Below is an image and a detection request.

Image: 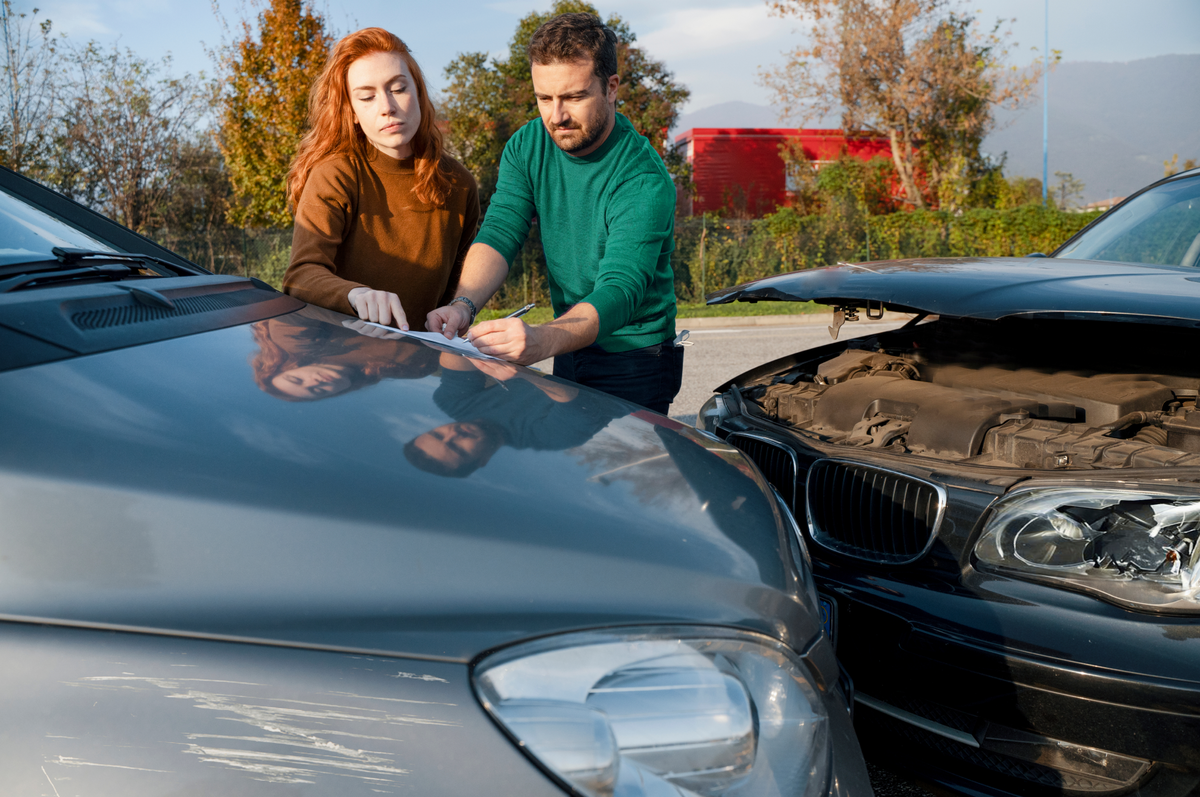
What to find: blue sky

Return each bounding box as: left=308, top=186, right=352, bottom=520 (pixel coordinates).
left=27, top=0, right=1200, bottom=113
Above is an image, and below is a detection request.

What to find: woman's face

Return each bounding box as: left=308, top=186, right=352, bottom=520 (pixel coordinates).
left=272, top=364, right=352, bottom=400
left=347, top=50, right=422, bottom=160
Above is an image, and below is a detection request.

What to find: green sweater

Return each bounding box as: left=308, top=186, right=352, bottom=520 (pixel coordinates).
left=474, top=113, right=677, bottom=352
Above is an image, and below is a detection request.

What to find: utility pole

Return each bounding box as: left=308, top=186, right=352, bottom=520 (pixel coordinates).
left=1043, top=0, right=1049, bottom=206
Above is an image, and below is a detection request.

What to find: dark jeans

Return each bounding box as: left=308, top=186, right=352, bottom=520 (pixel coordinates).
left=553, top=340, right=685, bottom=415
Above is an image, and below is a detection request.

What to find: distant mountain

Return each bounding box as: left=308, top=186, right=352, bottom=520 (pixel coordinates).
left=673, top=102, right=841, bottom=137
left=673, top=55, right=1200, bottom=203
left=673, top=101, right=788, bottom=134
left=988, top=54, right=1200, bottom=203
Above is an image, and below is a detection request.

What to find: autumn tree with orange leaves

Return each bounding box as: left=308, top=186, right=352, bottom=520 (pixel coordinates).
left=762, top=0, right=1045, bottom=211
left=216, top=0, right=331, bottom=228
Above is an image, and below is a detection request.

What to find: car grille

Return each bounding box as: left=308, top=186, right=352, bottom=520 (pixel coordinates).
left=726, top=433, right=798, bottom=509
left=805, top=460, right=945, bottom=564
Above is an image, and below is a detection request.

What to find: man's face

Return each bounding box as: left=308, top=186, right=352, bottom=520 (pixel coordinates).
left=411, top=422, right=492, bottom=471
left=531, top=59, right=619, bottom=157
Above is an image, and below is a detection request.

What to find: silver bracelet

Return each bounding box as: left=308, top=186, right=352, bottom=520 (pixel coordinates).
left=450, top=296, right=477, bottom=325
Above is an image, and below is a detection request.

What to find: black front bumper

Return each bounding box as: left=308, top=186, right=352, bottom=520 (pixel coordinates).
left=823, top=573, right=1200, bottom=797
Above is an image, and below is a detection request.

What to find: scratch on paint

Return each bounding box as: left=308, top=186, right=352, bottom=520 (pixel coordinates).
left=82, top=676, right=261, bottom=686
left=48, top=756, right=171, bottom=773
left=389, top=671, right=449, bottom=683
left=187, top=746, right=409, bottom=776
left=41, top=766, right=61, bottom=797
left=71, top=673, right=447, bottom=787
left=327, top=690, right=456, bottom=707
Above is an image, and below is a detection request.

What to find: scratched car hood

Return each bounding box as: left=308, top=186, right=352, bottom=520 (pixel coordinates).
left=0, top=306, right=811, bottom=661
left=707, top=257, right=1200, bottom=326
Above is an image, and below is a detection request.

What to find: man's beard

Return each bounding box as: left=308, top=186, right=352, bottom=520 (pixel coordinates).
left=546, top=105, right=611, bottom=154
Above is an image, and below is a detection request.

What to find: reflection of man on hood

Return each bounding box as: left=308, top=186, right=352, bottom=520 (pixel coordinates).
left=405, top=354, right=625, bottom=477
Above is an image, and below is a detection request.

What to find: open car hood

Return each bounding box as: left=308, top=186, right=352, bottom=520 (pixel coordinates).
left=707, top=257, right=1200, bottom=326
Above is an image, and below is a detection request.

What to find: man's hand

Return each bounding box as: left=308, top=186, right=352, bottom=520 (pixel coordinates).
left=469, top=358, right=522, bottom=382
left=348, top=287, right=407, bottom=330
left=426, top=302, right=472, bottom=340
left=469, top=303, right=600, bottom=366
left=467, top=319, right=546, bottom=365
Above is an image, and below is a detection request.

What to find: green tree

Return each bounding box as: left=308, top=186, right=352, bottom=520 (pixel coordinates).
left=440, top=0, right=689, bottom=211
left=0, top=1, right=57, bottom=176
left=215, top=0, right=331, bottom=228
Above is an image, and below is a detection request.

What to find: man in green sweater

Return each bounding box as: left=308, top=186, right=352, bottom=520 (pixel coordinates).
left=425, top=12, right=682, bottom=414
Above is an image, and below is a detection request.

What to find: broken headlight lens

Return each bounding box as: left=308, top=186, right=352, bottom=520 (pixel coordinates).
left=473, top=627, right=831, bottom=797
left=975, top=488, right=1200, bottom=612
left=696, top=394, right=731, bottom=434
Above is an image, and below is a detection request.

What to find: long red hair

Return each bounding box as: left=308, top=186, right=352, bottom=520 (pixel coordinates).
left=287, top=28, right=450, bottom=210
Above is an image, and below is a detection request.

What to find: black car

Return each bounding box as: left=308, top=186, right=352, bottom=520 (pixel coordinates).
left=698, top=169, right=1200, bottom=797
left=0, top=166, right=872, bottom=796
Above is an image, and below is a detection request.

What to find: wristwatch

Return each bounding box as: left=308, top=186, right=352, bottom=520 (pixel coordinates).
left=450, top=296, right=478, bottom=325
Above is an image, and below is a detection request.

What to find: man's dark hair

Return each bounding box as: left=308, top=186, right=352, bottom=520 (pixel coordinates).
left=528, top=13, right=619, bottom=83
left=403, top=419, right=505, bottom=479
left=403, top=438, right=477, bottom=479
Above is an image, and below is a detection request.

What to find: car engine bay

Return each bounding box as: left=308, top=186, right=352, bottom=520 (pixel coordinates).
left=740, top=316, right=1200, bottom=471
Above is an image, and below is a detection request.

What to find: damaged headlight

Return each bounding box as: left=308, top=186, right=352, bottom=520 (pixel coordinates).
left=696, top=394, right=732, bottom=434
left=975, top=487, right=1200, bottom=612
left=474, top=627, right=831, bottom=797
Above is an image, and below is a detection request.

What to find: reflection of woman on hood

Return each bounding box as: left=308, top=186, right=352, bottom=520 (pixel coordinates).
left=251, top=309, right=438, bottom=401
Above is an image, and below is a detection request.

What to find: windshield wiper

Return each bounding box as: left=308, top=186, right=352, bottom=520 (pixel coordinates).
left=52, top=247, right=205, bottom=277
left=0, top=263, right=134, bottom=293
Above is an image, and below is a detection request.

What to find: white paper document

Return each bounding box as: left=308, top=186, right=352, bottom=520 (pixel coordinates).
left=358, top=321, right=500, bottom=360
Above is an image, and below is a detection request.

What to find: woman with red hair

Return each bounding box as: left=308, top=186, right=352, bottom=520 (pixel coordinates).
left=284, top=28, right=478, bottom=330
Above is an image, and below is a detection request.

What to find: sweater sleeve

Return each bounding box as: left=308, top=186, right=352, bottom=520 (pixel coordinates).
left=472, top=127, right=536, bottom=266
left=578, top=171, right=676, bottom=340
left=441, top=167, right=482, bottom=306
left=284, top=158, right=367, bottom=315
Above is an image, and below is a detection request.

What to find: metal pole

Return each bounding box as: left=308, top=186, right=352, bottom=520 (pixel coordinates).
left=699, top=216, right=707, bottom=298
left=1042, top=0, right=1049, bottom=206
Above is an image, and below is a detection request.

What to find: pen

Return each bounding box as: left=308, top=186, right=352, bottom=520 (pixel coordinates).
left=505, top=303, right=536, bottom=319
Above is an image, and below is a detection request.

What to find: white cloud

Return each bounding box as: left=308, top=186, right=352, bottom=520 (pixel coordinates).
left=35, top=1, right=115, bottom=37
left=637, top=5, right=782, bottom=63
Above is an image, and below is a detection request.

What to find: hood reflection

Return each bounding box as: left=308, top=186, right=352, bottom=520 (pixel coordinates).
left=251, top=306, right=439, bottom=401
left=406, top=355, right=625, bottom=478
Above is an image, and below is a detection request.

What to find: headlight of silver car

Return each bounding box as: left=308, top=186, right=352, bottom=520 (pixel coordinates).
left=974, top=487, right=1200, bottom=612
left=474, top=627, right=831, bottom=797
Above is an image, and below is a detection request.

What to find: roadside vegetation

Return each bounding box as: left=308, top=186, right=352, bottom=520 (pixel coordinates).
left=0, top=0, right=1178, bottom=311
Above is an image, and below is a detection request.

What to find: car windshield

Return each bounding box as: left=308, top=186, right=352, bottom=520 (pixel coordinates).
left=0, top=188, right=115, bottom=267
left=1056, top=174, right=1200, bottom=267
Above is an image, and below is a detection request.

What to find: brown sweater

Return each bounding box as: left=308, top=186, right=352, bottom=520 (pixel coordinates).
left=285, top=150, right=480, bottom=324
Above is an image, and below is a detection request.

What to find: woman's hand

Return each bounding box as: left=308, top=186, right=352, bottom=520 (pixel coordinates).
left=347, top=287, right=408, bottom=330
left=342, top=319, right=403, bottom=339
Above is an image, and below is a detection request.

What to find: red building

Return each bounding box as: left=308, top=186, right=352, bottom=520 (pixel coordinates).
left=675, top=128, right=893, bottom=216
